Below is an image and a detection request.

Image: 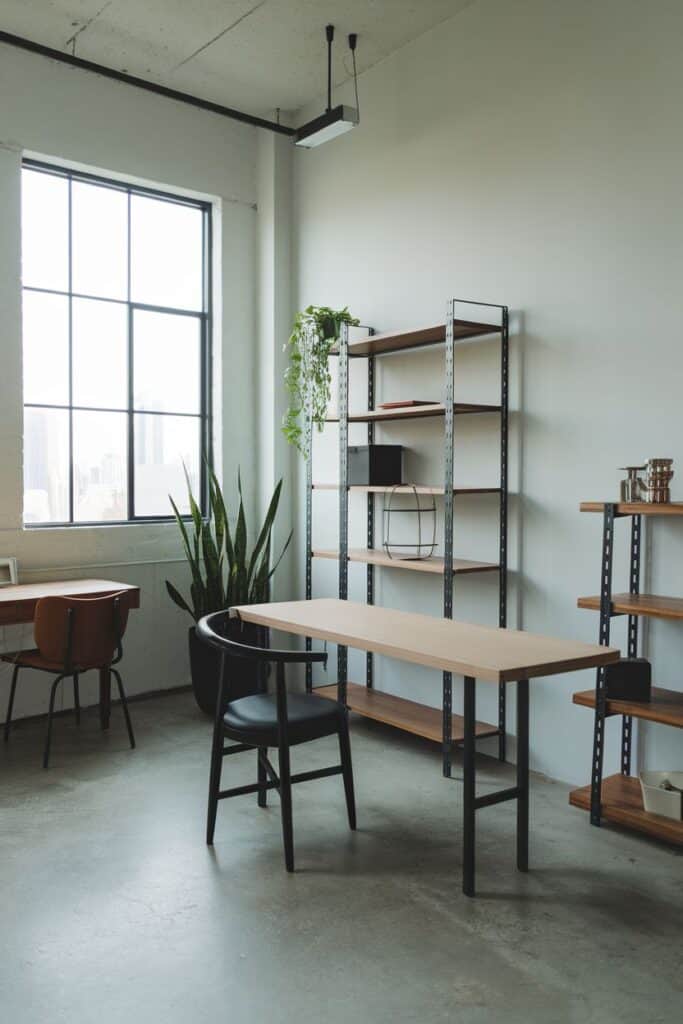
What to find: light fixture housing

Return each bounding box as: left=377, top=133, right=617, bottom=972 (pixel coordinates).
left=294, top=25, right=359, bottom=149
left=294, top=104, right=359, bottom=148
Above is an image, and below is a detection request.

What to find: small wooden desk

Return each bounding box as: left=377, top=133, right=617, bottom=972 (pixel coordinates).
left=0, top=579, right=140, bottom=728
left=233, top=599, right=619, bottom=896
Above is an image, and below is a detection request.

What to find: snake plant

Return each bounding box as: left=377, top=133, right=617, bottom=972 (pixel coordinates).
left=166, top=467, right=291, bottom=622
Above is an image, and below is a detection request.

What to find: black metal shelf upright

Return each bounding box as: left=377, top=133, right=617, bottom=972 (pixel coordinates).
left=587, top=504, right=640, bottom=823
left=305, top=297, right=510, bottom=778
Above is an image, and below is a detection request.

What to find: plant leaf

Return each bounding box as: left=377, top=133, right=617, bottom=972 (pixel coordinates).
left=169, top=493, right=205, bottom=619
left=234, top=469, right=247, bottom=573
left=165, top=580, right=196, bottom=622
left=247, top=478, right=283, bottom=585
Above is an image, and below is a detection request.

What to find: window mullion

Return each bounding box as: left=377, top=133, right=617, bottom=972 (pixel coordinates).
left=67, top=174, right=74, bottom=524
left=127, top=189, right=135, bottom=521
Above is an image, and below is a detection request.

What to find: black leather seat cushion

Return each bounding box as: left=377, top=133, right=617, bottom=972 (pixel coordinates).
left=223, top=692, right=344, bottom=747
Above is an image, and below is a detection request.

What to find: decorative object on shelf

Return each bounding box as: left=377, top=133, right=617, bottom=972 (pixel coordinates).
left=283, top=305, right=359, bottom=456
left=619, top=465, right=646, bottom=502
left=166, top=467, right=292, bottom=714
left=639, top=771, right=683, bottom=819
left=377, top=400, right=437, bottom=410
left=605, top=657, right=652, bottom=702
left=348, top=445, right=403, bottom=486
left=0, top=557, right=18, bottom=586
left=382, top=485, right=437, bottom=561
left=643, top=457, right=674, bottom=503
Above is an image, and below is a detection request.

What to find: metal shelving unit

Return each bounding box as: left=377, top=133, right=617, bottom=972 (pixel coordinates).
left=305, top=297, right=510, bottom=777
left=570, top=501, right=683, bottom=845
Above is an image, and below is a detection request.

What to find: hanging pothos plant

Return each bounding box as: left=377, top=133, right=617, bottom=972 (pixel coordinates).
left=282, top=305, right=359, bottom=456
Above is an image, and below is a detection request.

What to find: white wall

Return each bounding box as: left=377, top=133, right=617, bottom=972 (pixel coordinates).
left=292, top=0, right=683, bottom=784
left=0, top=44, right=262, bottom=720
left=256, top=131, right=296, bottom=601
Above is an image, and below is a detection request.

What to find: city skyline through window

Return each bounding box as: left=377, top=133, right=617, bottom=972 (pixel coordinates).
left=21, top=161, right=212, bottom=525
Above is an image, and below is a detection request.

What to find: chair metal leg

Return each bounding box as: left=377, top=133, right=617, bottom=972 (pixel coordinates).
left=338, top=714, right=356, bottom=830
left=43, top=674, right=65, bottom=769
left=111, top=669, right=135, bottom=749
left=4, top=664, right=20, bottom=743
left=257, top=747, right=268, bottom=807
left=73, top=673, right=81, bottom=725
left=278, top=741, right=294, bottom=872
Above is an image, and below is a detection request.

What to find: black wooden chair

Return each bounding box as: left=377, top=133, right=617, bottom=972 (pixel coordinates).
left=197, top=611, right=356, bottom=872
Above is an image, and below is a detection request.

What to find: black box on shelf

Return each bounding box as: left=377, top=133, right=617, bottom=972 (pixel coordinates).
left=605, top=658, right=652, bottom=702
left=348, top=446, right=403, bottom=486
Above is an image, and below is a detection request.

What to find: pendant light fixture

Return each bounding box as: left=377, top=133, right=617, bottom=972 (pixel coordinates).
left=295, top=25, right=359, bottom=148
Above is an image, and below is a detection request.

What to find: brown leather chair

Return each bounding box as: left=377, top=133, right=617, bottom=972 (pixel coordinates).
left=2, top=592, right=135, bottom=768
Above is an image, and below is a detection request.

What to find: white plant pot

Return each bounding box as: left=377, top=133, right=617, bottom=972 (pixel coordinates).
left=639, top=771, right=683, bottom=820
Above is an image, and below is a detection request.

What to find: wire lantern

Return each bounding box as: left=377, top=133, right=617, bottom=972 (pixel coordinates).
left=382, top=485, right=437, bottom=561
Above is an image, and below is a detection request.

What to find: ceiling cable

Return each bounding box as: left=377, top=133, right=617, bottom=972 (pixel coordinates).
left=348, top=33, right=359, bottom=117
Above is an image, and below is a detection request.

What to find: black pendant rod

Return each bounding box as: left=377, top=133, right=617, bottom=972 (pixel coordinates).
left=326, top=24, right=334, bottom=112
left=0, top=29, right=295, bottom=137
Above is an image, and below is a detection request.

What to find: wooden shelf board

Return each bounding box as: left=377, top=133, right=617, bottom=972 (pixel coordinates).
left=581, top=501, right=683, bottom=517
left=313, top=681, right=499, bottom=743
left=312, top=483, right=501, bottom=495
left=331, top=320, right=501, bottom=358
left=326, top=402, right=500, bottom=423
left=578, top=592, right=683, bottom=621
left=573, top=686, right=683, bottom=728
left=313, top=548, right=500, bottom=575
left=569, top=774, right=683, bottom=846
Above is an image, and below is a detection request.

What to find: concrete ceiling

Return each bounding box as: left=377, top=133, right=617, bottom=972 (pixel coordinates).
left=0, top=1, right=475, bottom=119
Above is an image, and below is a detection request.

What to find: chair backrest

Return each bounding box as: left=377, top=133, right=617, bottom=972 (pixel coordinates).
left=34, top=592, right=130, bottom=671
left=197, top=610, right=328, bottom=718
left=197, top=610, right=327, bottom=665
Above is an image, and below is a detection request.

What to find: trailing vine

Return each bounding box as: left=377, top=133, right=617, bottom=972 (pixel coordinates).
left=282, top=305, right=359, bottom=456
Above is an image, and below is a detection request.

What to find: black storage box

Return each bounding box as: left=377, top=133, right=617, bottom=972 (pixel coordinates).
left=605, top=658, right=652, bottom=702
left=348, top=445, right=403, bottom=486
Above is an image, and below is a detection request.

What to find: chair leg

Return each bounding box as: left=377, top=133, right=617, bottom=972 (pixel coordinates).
left=206, top=720, right=224, bottom=846
left=111, top=669, right=135, bottom=749
left=338, top=713, right=357, bottom=830
left=257, top=747, right=268, bottom=807
left=278, top=742, right=294, bottom=872
left=73, top=673, right=81, bottom=725
left=4, top=664, right=20, bottom=743
left=43, top=675, right=65, bottom=769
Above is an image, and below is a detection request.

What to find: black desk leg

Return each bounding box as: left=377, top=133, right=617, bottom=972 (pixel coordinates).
left=463, top=675, right=476, bottom=897
left=516, top=679, right=529, bottom=872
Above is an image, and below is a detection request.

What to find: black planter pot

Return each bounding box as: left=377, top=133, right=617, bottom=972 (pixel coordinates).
left=188, top=618, right=264, bottom=716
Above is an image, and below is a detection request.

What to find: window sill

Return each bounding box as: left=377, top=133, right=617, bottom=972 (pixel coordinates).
left=23, top=517, right=195, bottom=532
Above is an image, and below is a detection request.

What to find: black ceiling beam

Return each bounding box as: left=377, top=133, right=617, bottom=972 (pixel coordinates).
left=0, top=29, right=295, bottom=137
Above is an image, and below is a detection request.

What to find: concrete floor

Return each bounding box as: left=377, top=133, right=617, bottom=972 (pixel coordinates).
left=0, top=692, right=680, bottom=1024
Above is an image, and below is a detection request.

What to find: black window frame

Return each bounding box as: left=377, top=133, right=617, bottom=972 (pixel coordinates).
left=21, top=157, right=213, bottom=528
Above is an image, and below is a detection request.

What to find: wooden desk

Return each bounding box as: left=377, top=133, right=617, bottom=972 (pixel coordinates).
left=0, top=579, right=140, bottom=728
left=233, top=599, right=619, bottom=896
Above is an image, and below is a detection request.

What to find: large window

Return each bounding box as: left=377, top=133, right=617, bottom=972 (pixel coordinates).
left=21, top=160, right=212, bottom=526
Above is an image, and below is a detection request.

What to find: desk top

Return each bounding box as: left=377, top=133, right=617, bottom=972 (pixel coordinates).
left=233, top=599, right=619, bottom=683
left=0, top=579, right=140, bottom=625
